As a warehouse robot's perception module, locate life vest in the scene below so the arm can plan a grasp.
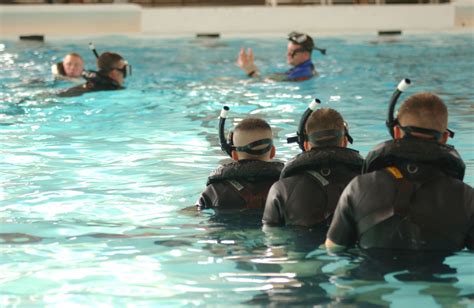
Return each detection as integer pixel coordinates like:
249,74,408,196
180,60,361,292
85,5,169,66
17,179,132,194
363,139,465,180
280,147,363,219
207,160,283,209
51,62,83,83
357,139,467,250
51,62,66,77
281,147,363,179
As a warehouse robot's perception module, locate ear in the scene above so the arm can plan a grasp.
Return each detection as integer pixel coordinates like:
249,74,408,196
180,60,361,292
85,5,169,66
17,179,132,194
231,150,239,161
393,126,403,140
303,141,311,151
440,131,449,144
269,146,276,159
341,136,348,148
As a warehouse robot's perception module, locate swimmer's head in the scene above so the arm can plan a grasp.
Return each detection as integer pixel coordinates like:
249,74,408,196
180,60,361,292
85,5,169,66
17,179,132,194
304,108,348,150
62,53,84,78
287,32,325,66
395,92,449,143
231,118,276,162
97,52,127,85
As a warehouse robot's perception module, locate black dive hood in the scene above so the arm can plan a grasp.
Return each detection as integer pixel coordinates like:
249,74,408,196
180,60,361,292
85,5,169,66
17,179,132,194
219,106,233,157
386,78,454,139
287,98,353,152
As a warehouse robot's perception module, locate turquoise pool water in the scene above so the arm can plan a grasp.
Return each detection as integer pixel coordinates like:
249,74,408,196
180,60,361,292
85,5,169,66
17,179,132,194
0,34,473,306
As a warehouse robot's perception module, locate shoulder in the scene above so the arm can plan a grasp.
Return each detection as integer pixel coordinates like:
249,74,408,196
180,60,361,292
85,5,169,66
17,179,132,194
207,160,283,185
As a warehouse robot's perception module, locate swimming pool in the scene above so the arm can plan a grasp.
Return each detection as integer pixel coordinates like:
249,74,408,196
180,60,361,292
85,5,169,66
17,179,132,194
1,34,473,306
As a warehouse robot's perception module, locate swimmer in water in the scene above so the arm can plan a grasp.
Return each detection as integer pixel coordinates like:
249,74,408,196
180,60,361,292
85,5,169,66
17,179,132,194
237,31,326,82
196,112,283,211
51,53,84,81
325,82,474,252
58,51,130,98
263,103,363,228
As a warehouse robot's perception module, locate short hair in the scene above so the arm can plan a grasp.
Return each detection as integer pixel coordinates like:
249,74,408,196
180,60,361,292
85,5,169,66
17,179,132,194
65,53,83,61
398,92,448,132
233,118,273,159
234,117,272,133
97,52,123,71
305,108,345,146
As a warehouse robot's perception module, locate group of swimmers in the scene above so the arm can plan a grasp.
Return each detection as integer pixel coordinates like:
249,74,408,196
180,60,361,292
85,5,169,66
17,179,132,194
50,32,473,252
196,81,474,252
52,31,323,97
51,44,130,98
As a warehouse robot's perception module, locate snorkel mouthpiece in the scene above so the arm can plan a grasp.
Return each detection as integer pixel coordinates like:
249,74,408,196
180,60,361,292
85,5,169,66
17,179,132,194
89,42,100,59
287,98,321,151
219,106,233,157
386,78,411,138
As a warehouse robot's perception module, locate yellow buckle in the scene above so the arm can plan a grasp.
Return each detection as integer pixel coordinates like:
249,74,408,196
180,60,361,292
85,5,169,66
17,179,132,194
386,166,403,179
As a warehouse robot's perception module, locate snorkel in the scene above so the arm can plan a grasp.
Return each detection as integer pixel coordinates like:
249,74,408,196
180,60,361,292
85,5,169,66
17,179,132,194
89,42,100,59
386,78,411,138
287,99,321,151
219,106,233,157
313,46,327,55
218,106,274,158
386,78,455,139
287,98,354,152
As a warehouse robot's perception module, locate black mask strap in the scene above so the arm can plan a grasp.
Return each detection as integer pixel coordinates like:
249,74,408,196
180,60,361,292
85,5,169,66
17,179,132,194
233,138,273,155
399,125,443,140
307,130,345,146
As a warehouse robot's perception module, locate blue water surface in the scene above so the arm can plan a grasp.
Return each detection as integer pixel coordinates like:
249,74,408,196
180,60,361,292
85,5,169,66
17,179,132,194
0,34,473,307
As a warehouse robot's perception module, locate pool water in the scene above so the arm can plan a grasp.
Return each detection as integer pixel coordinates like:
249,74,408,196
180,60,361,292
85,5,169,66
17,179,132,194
0,34,473,306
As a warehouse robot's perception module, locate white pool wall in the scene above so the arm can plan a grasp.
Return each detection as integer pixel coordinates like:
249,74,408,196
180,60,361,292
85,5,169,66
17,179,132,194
0,2,472,38
0,4,141,37
142,5,453,35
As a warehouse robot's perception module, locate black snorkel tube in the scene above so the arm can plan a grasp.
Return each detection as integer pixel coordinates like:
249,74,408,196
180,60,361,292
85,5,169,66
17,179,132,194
386,78,455,139
287,98,321,151
219,106,233,157
313,46,327,55
89,42,100,59
386,78,411,138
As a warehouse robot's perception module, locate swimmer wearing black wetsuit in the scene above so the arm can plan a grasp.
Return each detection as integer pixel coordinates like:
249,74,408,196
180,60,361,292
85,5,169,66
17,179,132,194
326,86,474,251
58,51,130,98
196,116,283,211
263,105,363,227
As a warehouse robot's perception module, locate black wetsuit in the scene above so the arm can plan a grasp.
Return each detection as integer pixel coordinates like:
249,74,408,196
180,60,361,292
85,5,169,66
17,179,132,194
57,71,123,97
196,159,284,211
262,147,364,227
327,138,474,251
